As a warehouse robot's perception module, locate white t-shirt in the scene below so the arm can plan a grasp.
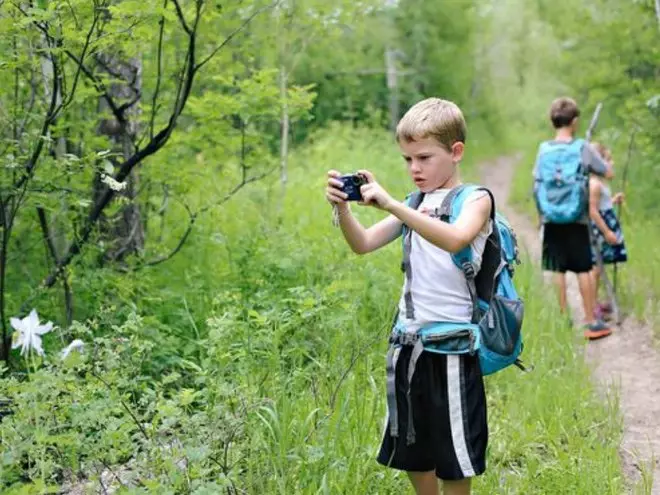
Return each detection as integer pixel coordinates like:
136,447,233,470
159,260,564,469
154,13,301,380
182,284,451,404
397,189,492,333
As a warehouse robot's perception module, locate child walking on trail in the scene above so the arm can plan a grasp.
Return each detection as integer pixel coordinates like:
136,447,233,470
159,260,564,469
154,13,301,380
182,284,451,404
589,142,628,321
533,97,612,340
325,98,491,495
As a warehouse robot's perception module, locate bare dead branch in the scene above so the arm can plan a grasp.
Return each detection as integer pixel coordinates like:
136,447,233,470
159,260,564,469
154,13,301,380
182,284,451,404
141,202,196,268
195,3,275,72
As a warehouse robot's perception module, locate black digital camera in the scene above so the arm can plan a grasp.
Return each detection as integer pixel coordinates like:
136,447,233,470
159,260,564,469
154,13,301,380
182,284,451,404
338,173,367,201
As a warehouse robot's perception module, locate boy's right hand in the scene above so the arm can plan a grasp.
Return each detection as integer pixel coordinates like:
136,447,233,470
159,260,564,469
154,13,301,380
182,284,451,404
326,170,349,206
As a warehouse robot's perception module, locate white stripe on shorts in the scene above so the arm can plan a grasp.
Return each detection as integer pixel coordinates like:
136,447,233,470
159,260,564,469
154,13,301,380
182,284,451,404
447,355,476,477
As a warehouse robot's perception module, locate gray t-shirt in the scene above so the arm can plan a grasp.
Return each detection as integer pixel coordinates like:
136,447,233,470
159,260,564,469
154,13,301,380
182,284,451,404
581,142,609,177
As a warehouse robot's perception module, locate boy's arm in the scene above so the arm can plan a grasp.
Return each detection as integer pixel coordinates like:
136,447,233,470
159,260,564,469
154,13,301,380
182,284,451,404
582,143,608,177
335,205,403,254
589,178,617,244
386,192,491,253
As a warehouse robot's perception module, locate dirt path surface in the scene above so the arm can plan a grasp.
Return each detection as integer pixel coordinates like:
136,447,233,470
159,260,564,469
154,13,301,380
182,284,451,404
482,155,660,494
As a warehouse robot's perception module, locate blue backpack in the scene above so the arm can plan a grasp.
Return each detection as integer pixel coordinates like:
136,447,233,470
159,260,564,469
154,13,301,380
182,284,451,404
533,139,588,223
386,185,526,445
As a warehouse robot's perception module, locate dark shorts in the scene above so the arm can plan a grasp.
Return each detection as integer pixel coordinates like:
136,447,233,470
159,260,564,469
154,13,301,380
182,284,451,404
377,348,488,480
542,222,594,273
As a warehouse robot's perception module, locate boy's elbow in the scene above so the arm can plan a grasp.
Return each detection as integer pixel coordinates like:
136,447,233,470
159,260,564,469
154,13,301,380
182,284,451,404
446,236,470,254
350,243,370,255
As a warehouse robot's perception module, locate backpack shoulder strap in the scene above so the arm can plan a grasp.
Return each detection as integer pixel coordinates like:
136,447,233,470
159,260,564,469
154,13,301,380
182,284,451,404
401,190,424,319
447,185,499,321
406,190,424,209
402,190,424,238
438,184,469,221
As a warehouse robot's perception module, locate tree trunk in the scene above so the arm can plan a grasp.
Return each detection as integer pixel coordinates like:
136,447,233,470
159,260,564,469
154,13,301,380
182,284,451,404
280,65,289,192
385,47,399,132
41,37,74,326
95,54,144,263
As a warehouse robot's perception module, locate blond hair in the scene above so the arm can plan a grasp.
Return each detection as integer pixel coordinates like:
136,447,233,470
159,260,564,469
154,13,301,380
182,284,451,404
396,98,466,150
549,97,580,129
591,141,611,161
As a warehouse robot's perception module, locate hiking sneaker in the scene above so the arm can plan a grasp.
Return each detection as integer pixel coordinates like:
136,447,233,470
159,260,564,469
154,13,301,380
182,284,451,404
594,306,612,322
583,320,612,340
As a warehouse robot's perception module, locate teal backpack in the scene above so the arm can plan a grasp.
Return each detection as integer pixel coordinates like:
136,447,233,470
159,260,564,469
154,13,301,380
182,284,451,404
386,184,526,445
533,139,588,223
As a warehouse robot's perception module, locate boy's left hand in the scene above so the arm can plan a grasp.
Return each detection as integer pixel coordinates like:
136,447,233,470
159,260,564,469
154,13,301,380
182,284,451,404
357,170,395,211
612,192,625,205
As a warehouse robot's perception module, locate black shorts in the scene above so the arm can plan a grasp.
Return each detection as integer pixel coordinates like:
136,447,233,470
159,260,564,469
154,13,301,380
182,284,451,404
377,348,488,480
542,222,594,273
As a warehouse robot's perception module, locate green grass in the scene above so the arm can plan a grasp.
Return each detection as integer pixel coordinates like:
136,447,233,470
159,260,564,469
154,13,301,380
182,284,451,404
213,124,623,493
0,124,624,493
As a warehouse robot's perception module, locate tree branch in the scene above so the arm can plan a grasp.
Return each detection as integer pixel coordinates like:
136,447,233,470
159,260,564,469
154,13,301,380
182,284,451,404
195,3,275,72
140,202,196,268
62,8,100,107
13,36,62,192
171,0,191,34
36,207,59,264
64,49,127,130
136,165,274,271
26,0,270,295
150,0,167,140
38,9,200,289
37,207,73,325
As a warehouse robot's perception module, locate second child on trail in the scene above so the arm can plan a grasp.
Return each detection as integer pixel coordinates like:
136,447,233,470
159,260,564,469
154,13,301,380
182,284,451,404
588,142,628,322
533,97,612,340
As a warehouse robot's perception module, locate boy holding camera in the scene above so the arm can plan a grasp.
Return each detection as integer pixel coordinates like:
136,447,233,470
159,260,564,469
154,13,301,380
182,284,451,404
326,98,491,495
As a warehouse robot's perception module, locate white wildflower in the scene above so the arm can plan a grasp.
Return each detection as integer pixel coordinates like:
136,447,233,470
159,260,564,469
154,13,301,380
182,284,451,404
10,309,54,357
61,339,85,359
647,94,660,110
101,173,127,192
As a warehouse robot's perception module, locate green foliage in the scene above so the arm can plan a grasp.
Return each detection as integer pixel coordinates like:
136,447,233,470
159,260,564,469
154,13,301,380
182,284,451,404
0,126,623,493
0,0,647,491
502,0,660,324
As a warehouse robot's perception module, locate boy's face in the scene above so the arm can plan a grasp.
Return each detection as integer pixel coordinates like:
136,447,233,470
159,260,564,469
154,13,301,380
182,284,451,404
399,136,464,192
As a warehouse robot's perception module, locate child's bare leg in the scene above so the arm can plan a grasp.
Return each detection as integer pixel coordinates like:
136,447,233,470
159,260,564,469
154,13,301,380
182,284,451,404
592,265,601,306
442,478,471,495
408,471,439,495
554,272,568,313
577,271,596,324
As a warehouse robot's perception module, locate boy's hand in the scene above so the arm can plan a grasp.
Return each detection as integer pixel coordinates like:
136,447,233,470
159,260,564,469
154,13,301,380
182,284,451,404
326,170,349,206
605,231,619,245
357,170,395,211
612,192,625,205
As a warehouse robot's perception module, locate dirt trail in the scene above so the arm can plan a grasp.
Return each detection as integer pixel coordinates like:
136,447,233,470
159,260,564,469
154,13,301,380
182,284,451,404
482,155,660,493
